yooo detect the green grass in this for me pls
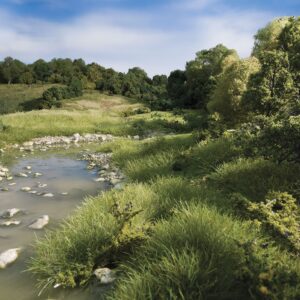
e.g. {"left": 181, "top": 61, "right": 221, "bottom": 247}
{"left": 0, "top": 84, "right": 56, "bottom": 114}
{"left": 29, "top": 134, "right": 300, "bottom": 299}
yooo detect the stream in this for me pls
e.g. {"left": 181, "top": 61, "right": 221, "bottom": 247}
{"left": 0, "top": 154, "right": 109, "bottom": 300}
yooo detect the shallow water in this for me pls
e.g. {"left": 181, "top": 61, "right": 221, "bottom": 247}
{"left": 0, "top": 155, "right": 107, "bottom": 300}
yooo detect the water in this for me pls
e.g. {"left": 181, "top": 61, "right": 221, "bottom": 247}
{"left": 0, "top": 155, "right": 107, "bottom": 300}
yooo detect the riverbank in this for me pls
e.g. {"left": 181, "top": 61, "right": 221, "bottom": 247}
{"left": 1, "top": 91, "right": 300, "bottom": 299}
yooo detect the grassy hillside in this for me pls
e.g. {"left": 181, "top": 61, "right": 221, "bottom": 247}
{"left": 0, "top": 88, "right": 299, "bottom": 299}
{"left": 0, "top": 84, "right": 57, "bottom": 114}
{"left": 0, "top": 90, "right": 187, "bottom": 148}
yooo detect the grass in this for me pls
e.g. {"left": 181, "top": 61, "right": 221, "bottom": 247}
{"left": 0, "top": 84, "right": 56, "bottom": 114}
{"left": 29, "top": 134, "right": 300, "bottom": 299}
{"left": 0, "top": 85, "right": 299, "bottom": 299}
{"left": 0, "top": 90, "right": 188, "bottom": 147}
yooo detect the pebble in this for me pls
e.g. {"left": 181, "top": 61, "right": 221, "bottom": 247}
{"left": 43, "top": 193, "right": 54, "bottom": 198}
{"left": 21, "top": 187, "right": 31, "bottom": 192}
{"left": 24, "top": 166, "right": 32, "bottom": 170}
{"left": 16, "top": 173, "right": 28, "bottom": 178}
{"left": 0, "top": 248, "right": 21, "bottom": 269}
{"left": 94, "top": 177, "right": 106, "bottom": 182}
{"left": 29, "top": 215, "right": 49, "bottom": 230}
{"left": 61, "top": 192, "right": 68, "bottom": 196}
{"left": 33, "top": 173, "right": 43, "bottom": 177}
{"left": 37, "top": 183, "right": 47, "bottom": 188}
{"left": 0, "top": 220, "right": 21, "bottom": 227}
{"left": 8, "top": 183, "right": 16, "bottom": 186}
{"left": 1, "top": 208, "right": 20, "bottom": 218}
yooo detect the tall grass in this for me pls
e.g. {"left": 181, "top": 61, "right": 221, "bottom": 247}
{"left": 109, "top": 203, "right": 300, "bottom": 300}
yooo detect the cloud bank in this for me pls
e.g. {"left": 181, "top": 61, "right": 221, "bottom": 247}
{"left": 0, "top": 2, "right": 273, "bottom": 76}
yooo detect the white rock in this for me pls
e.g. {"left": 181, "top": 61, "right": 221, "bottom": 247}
{"left": 16, "top": 173, "right": 28, "bottom": 178}
{"left": 0, "top": 220, "right": 21, "bottom": 226}
{"left": 0, "top": 248, "right": 21, "bottom": 269}
{"left": 94, "top": 268, "right": 116, "bottom": 284}
{"left": 1, "top": 208, "right": 20, "bottom": 218}
{"left": 94, "top": 178, "right": 106, "bottom": 182}
{"left": 43, "top": 193, "right": 54, "bottom": 198}
{"left": 21, "top": 187, "right": 31, "bottom": 192}
{"left": 61, "top": 192, "right": 68, "bottom": 196}
{"left": 37, "top": 183, "right": 47, "bottom": 188}
{"left": 29, "top": 215, "right": 49, "bottom": 230}
{"left": 33, "top": 172, "right": 43, "bottom": 177}
{"left": 24, "top": 166, "right": 32, "bottom": 170}
{"left": 29, "top": 190, "right": 38, "bottom": 194}
{"left": 133, "top": 135, "right": 140, "bottom": 140}
{"left": 6, "top": 176, "right": 13, "bottom": 181}
{"left": 8, "top": 183, "right": 16, "bottom": 186}
{"left": 23, "top": 141, "right": 33, "bottom": 147}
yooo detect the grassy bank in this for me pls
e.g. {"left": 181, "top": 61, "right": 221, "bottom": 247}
{"left": 1, "top": 89, "right": 299, "bottom": 299}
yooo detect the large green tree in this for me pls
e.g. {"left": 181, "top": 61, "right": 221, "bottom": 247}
{"left": 185, "top": 44, "right": 238, "bottom": 108}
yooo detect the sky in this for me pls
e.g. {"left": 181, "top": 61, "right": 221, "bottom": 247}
{"left": 0, "top": 0, "right": 299, "bottom": 76}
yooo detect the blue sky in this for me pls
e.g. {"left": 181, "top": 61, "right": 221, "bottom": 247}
{"left": 0, "top": 0, "right": 299, "bottom": 75}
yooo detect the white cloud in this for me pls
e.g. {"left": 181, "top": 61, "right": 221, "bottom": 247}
{"left": 0, "top": 7, "right": 273, "bottom": 76}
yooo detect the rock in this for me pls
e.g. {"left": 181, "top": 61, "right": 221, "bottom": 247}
{"left": 1, "top": 188, "right": 9, "bottom": 192}
{"left": 133, "top": 135, "right": 140, "bottom": 140}
{"left": 23, "top": 141, "right": 34, "bottom": 147}
{"left": 1, "top": 208, "right": 20, "bottom": 218}
{"left": 110, "top": 178, "right": 121, "bottom": 185}
{"left": 33, "top": 172, "right": 43, "bottom": 177}
{"left": 94, "top": 268, "right": 116, "bottom": 284}
{"left": 73, "top": 133, "right": 81, "bottom": 142}
{"left": 0, "top": 220, "right": 21, "bottom": 226}
{"left": 37, "top": 183, "right": 47, "bottom": 188}
{"left": 24, "top": 166, "right": 32, "bottom": 170}
{"left": 0, "top": 172, "right": 6, "bottom": 177}
{"left": 94, "top": 177, "right": 106, "bottom": 182}
{"left": 16, "top": 173, "right": 28, "bottom": 178}
{"left": 29, "top": 190, "right": 38, "bottom": 194}
{"left": 21, "top": 187, "right": 31, "bottom": 192}
{"left": 7, "top": 176, "right": 13, "bottom": 181}
{"left": 29, "top": 215, "right": 49, "bottom": 230}
{"left": 0, "top": 248, "right": 21, "bottom": 269}
{"left": 8, "top": 183, "right": 16, "bottom": 186}
{"left": 61, "top": 192, "right": 68, "bottom": 196}
{"left": 0, "top": 177, "right": 2, "bottom": 182}
{"left": 43, "top": 193, "right": 54, "bottom": 198}
{"left": 0, "top": 167, "right": 9, "bottom": 173}
{"left": 102, "top": 164, "right": 110, "bottom": 170}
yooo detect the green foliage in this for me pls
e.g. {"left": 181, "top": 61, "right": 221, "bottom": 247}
{"left": 251, "top": 116, "right": 300, "bottom": 163}
{"left": 247, "top": 191, "right": 300, "bottom": 252}
{"left": 242, "top": 50, "right": 297, "bottom": 116}
{"left": 252, "top": 17, "right": 290, "bottom": 57}
{"left": 185, "top": 44, "right": 238, "bottom": 109}
{"left": 208, "top": 57, "right": 261, "bottom": 124}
